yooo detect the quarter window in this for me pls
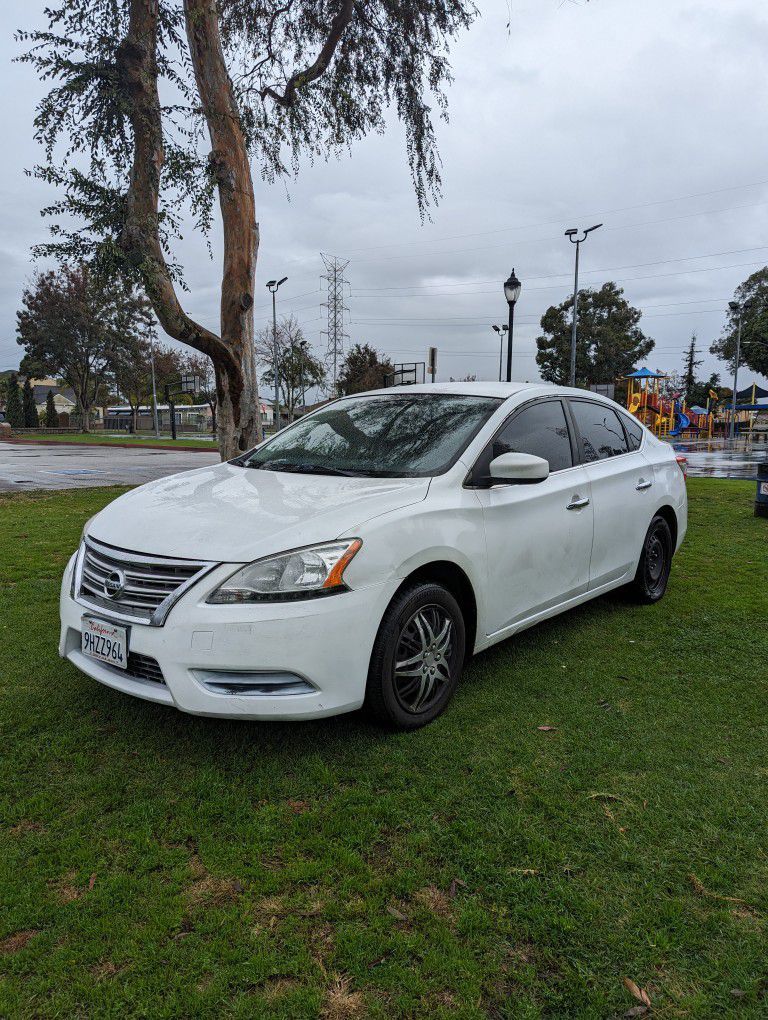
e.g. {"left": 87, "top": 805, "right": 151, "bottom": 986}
{"left": 488, "top": 400, "right": 574, "bottom": 473}
{"left": 621, "top": 413, "right": 644, "bottom": 451}
{"left": 569, "top": 401, "right": 629, "bottom": 461}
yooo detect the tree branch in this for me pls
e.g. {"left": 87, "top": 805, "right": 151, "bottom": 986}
{"left": 260, "top": 0, "right": 354, "bottom": 108}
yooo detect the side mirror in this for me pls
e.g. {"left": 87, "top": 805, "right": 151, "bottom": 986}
{"left": 488, "top": 451, "right": 550, "bottom": 485}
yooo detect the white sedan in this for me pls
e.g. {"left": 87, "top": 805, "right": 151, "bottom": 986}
{"left": 59, "top": 383, "right": 687, "bottom": 729}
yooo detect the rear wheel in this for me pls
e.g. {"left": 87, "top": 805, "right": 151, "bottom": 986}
{"left": 364, "top": 583, "right": 465, "bottom": 730}
{"left": 630, "top": 515, "right": 673, "bottom": 603}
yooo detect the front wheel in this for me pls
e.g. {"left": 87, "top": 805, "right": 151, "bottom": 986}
{"left": 630, "top": 515, "right": 673, "bottom": 603}
{"left": 364, "top": 583, "right": 466, "bottom": 730}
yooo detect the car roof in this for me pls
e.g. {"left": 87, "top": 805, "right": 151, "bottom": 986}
{"left": 351, "top": 381, "right": 606, "bottom": 401}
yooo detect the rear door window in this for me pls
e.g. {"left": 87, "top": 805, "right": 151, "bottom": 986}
{"left": 569, "top": 401, "right": 629, "bottom": 462}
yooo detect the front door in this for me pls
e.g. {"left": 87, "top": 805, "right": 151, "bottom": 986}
{"left": 473, "top": 398, "right": 594, "bottom": 637}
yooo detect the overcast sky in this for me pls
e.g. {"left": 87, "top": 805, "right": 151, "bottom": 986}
{"left": 2, "top": 0, "right": 768, "bottom": 394}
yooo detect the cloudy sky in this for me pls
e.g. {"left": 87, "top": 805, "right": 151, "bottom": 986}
{"left": 2, "top": 0, "right": 768, "bottom": 394}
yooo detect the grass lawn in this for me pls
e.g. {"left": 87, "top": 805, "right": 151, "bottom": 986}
{"left": 1, "top": 479, "right": 767, "bottom": 1018}
{"left": 8, "top": 433, "right": 216, "bottom": 450}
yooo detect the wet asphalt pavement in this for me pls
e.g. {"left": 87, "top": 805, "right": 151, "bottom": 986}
{"left": 671, "top": 436, "right": 768, "bottom": 479}
{"left": 0, "top": 442, "right": 219, "bottom": 493}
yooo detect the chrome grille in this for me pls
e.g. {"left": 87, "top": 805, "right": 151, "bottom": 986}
{"left": 76, "top": 537, "right": 214, "bottom": 626}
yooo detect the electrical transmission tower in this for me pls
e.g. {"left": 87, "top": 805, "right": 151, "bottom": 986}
{"left": 321, "top": 253, "right": 349, "bottom": 395}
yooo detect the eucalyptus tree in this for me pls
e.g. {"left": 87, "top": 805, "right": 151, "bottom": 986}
{"left": 19, "top": 0, "right": 477, "bottom": 458}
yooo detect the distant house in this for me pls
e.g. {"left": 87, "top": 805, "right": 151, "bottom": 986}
{"left": 30, "top": 380, "right": 77, "bottom": 422}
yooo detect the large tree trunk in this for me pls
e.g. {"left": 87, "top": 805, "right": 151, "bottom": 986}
{"left": 184, "top": 0, "right": 261, "bottom": 459}
{"left": 118, "top": 0, "right": 262, "bottom": 461}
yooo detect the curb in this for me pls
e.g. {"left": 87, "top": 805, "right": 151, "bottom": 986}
{"left": 2, "top": 437, "right": 217, "bottom": 453}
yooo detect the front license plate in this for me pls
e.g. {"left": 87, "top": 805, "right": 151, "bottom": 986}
{"left": 81, "top": 617, "right": 128, "bottom": 670}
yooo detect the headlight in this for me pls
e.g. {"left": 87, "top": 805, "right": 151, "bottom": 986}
{"left": 207, "top": 539, "right": 362, "bottom": 604}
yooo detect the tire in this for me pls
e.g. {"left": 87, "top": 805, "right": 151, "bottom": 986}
{"left": 364, "top": 583, "right": 466, "bottom": 730}
{"left": 630, "top": 515, "right": 673, "bottom": 604}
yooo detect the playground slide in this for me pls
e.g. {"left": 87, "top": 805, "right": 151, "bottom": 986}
{"left": 669, "top": 411, "right": 691, "bottom": 437}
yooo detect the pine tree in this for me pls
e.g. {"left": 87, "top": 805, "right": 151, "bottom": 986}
{"left": 44, "top": 389, "right": 59, "bottom": 427}
{"left": 682, "top": 334, "right": 703, "bottom": 405}
{"left": 22, "top": 377, "right": 38, "bottom": 427}
{"left": 5, "top": 375, "right": 23, "bottom": 428}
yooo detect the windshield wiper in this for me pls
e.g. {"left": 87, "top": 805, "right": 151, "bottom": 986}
{"left": 248, "top": 460, "right": 362, "bottom": 477}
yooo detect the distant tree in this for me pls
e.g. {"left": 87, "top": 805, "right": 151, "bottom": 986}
{"left": 687, "top": 372, "right": 720, "bottom": 410}
{"left": 449, "top": 373, "right": 477, "bottom": 382}
{"left": 109, "top": 336, "right": 154, "bottom": 432}
{"left": 257, "top": 316, "right": 326, "bottom": 421}
{"left": 536, "top": 282, "right": 655, "bottom": 386}
{"left": 181, "top": 352, "right": 218, "bottom": 433}
{"left": 16, "top": 264, "right": 155, "bottom": 431}
{"left": 5, "top": 375, "right": 23, "bottom": 428}
{"left": 20, "top": 0, "right": 477, "bottom": 458}
{"left": 710, "top": 268, "right": 768, "bottom": 377}
{"left": 681, "top": 333, "right": 703, "bottom": 405}
{"left": 337, "top": 344, "right": 394, "bottom": 396}
{"left": 22, "top": 377, "right": 39, "bottom": 427}
{"left": 44, "top": 388, "right": 60, "bottom": 427}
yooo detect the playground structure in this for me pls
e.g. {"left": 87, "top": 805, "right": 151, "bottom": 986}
{"left": 624, "top": 368, "right": 713, "bottom": 439}
{"left": 624, "top": 370, "right": 767, "bottom": 440}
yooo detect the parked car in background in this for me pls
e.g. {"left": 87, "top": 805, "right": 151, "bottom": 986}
{"left": 60, "top": 383, "right": 687, "bottom": 729}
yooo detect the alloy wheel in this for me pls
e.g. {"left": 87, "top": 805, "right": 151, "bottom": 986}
{"left": 393, "top": 605, "right": 454, "bottom": 714}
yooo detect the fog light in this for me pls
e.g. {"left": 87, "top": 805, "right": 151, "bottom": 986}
{"left": 192, "top": 670, "right": 315, "bottom": 696}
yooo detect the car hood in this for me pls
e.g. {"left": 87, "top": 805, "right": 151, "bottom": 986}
{"left": 87, "top": 462, "right": 430, "bottom": 562}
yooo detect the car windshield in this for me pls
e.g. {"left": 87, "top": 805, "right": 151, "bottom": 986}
{"left": 239, "top": 393, "right": 503, "bottom": 477}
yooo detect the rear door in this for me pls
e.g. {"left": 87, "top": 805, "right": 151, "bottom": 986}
{"left": 567, "top": 399, "right": 655, "bottom": 589}
{"left": 472, "top": 397, "right": 593, "bottom": 636}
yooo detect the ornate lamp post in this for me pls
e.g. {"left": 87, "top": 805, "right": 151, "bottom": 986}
{"left": 502, "top": 269, "right": 522, "bottom": 382}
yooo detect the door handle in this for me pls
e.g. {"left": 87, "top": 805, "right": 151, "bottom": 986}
{"left": 636, "top": 479, "right": 653, "bottom": 491}
{"left": 566, "top": 496, "right": 590, "bottom": 510}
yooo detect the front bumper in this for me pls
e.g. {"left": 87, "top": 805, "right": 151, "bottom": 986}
{"left": 59, "top": 553, "right": 399, "bottom": 720}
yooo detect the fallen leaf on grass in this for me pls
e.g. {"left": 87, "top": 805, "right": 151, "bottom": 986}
{"left": 587, "top": 792, "right": 627, "bottom": 803}
{"left": 623, "top": 977, "right": 652, "bottom": 1006}
{"left": 731, "top": 989, "right": 747, "bottom": 999}
{"left": 448, "top": 877, "right": 467, "bottom": 898}
{"left": 0, "top": 930, "right": 39, "bottom": 954}
{"left": 537, "top": 725, "right": 557, "bottom": 732}
{"left": 88, "top": 874, "right": 97, "bottom": 891}
{"left": 624, "top": 1007, "right": 649, "bottom": 1018}
{"left": 385, "top": 905, "right": 406, "bottom": 921}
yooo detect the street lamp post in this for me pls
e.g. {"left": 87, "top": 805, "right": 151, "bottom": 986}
{"left": 502, "top": 269, "right": 522, "bottom": 382}
{"left": 266, "top": 276, "right": 288, "bottom": 431}
{"left": 149, "top": 332, "right": 160, "bottom": 438}
{"left": 565, "top": 224, "right": 602, "bottom": 387}
{"left": 491, "top": 324, "right": 508, "bottom": 382}
{"left": 728, "top": 299, "right": 752, "bottom": 441}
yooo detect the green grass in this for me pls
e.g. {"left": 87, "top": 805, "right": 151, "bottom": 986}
{"left": 9, "top": 433, "right": 216, "bottom": 449}
{"left": 1, "top": 480, "right": 767, "bottom": 1018}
